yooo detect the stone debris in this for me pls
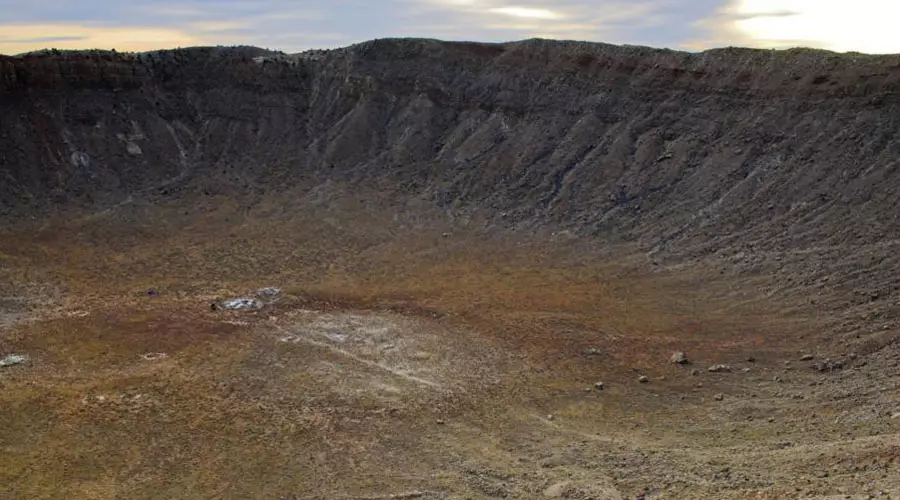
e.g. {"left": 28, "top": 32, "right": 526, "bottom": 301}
{"left": 256, "top": 287, "right": 281, "bottom": 297}
{"left": 670, "top": 351, "right": 689, "bottom": 364}
{"left": 714, "top": 393, "right": 724, "bottom": 401}
{"left": 218, "top": 298, "right": 263, "bottom": 310}
{"left": 800, "top": 354, "right": 814, "bottom": 361}
{"left": 691, "top": 369, "right": 700, "bottom": 376}
{"left": 813, "top": 358, "right": 845, "bottom": 372}
{"left": 638, "top": 375, "right": 649, "bottom": 383}
{"left": 140, "top": 352, "right": 168, "bottom": 361}
{"left": 594, "top": 381, "right": 604, "bottom": 390}
{"left": 583, "top": 347, "right": 602, "bottom": 356}
{"left": 0, "top": 354, "right": 28, "bottom": 367}
{"left": 708, "top": 364, "right": 732, "bottom": 373}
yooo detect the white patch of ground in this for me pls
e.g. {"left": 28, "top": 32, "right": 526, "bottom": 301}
{"left": 271, "top": 310, "right": 496, "bottom": 400}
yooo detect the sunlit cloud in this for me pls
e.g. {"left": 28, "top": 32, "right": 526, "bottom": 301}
{"left": 689, "top": 0, "right": 900, "bottom": 53}
{"left": 14, "top": 0, "right": 895, "bottom": 56}
{"left": 734, "top": 0, "right": 900, "bottom": 53}
{"left": 488, "top": 6, "right": 566, "bottom": 20}
{"left": 0, "top": 23, "right": 204, "bottom": 54}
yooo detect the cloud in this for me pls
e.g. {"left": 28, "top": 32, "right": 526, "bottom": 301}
{"left": 0, "top": 23, "right": 205, "bottom": 54}
{"left": 689, "top": 0, "right": 900, "bottom": 53}
{"left": 488, "top": 7, "right": 566, "bottom": 20}
{"left": 3, "top": 0, "right": 824, "bottom": 55}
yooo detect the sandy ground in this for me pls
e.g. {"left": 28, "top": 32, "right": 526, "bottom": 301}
{"left": 0, "top": 203, "right": 898, "bottom": 499}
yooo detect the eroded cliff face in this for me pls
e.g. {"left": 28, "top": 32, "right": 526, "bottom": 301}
{"left": 2, "top": 39, "right": 900, "bottom": 263}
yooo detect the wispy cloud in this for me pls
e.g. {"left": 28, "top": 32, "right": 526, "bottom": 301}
{"left": 0, "top": 23, "right": 205, "bottom": 53}
{"left": 488, "top": 7, "right": 566, "bottom": 20}
{"left": 689, "top": 0, "right": 900, "bottom": 53}
{"left": 1, "top": 0, "right": 896, "bottom": 55}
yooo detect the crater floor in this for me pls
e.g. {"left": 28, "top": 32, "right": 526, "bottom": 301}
{"left": 1, "top": 203, "right": 898, "bottom": 499}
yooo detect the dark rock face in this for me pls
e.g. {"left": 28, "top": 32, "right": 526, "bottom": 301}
{"left": 2, "top": 39, "right": 900, "bottom": 262}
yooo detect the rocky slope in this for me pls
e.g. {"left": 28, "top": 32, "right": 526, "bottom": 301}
{"left": 4, "top": 39, "right": 900, "bottom": 323}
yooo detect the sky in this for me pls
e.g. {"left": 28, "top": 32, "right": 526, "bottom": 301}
{"left": 0, "top": 0, "right": 899, "bottom": 55}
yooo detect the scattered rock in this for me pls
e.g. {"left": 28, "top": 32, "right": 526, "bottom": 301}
{"left": 891, "top": 413, "right": 900, "bottom": 420}
{"left": 801, "top": 354, "right": 814, "bottom": 361}
{"left": 256, "top": 287, "right": 281, "bottom": 297}
{"left": 140, "top": 352, "right": 168, "bottom": 361}
{"left": 147, "top": 288, "right": 159, "bottom": 297}
{"left": 217, "top": 298, "right": 263, "bottom": 310}
{"left": 746, "top": 356, "right": 756, "bottom": 363}
{"left": 669, "top": 351, "right": 689, "bottom": 364}
{"left": 436, "top": 419, "right": 446, "bottom": 425}
{"left": 741, "top": 367, "right": 752, "bottom": 373}
{"left": 638, "top": 375, "right": 649, "bottom": 383}
{"left": 543, "top": 481, "right": 622, "bottom": 499}
{"left": 774, "top": 376, "right": 783, "bottom": 383}
{"left": 543, "top": 482, "right": 571, "bottom": 498}
{"left": 594, "top": 381, "right": 604, "bottom": 390}
{"left": 583, "top": 347, "right": 602, "bottom": 356}
{"left": 813, "top": 359, "right": 845, "bottom": 372}
{"left": 768, "top": 417, "right": 775, "bottom": 423}
{"left": 691, "top": 369, "right": 700, "bottom": 376}
{"left": 546, "top": 414, "right": 555, "bottom": 421}
{"left": 708, "top": 364, "right": 732, "bottom": 373}
{"left": 714, "top": 393, "right": 724, "bottom": 401}
{"left": 0, "top": 354, "right": 28, "bottom": 367}
{"left": 70, "top": 151, "right": 90, "bottom": 168}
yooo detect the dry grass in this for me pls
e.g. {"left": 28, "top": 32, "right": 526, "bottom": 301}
{"left": 0, "top": 202, "right": 896, "bottom": 499}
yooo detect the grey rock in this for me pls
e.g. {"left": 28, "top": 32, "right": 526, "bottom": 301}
{"left": 218, "top": 298, "right": 263, "bottom": 310}
{"left": 714, "top": 393, "right": 724, "bottom": 401}
{"left": 256, "top": 287, "right": 281, "bottom": 297}
{"left": 708, "top": 364, "right": 732, "bottom": 373}
{"left": 669, "top": 351, "right": 689, "bottom": 364}
{"left": 801, "top": 354, "right": 814, "bottom": 361}
{"left": 813, "top": 358, "right": 845, "bottom": 372}
{"left": 638, "top": 375, "right": 649, "bottom": 383}
{"left": 0, "top": 354, "right": 28, "bottom": 367}
{"left": 594, "top": 381, "right": 604, "bottom": 390}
